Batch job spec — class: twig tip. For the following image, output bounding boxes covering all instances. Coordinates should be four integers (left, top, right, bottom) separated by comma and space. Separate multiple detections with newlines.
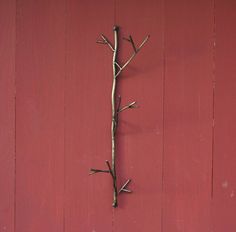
113, 25, 119, 31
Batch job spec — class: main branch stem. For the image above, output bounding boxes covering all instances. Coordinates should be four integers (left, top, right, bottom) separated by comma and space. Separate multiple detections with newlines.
91, 26, 149, 207
111, 26, 119, 207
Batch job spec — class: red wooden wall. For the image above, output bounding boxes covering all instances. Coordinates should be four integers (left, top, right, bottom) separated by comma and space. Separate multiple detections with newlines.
0, 0, 236, 231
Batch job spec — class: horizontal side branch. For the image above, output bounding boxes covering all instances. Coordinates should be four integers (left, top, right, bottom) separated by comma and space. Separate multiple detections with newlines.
89, 168, 110, 175
118, 101, 137, 113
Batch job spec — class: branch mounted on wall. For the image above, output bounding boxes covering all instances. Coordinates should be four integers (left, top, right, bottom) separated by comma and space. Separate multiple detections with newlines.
90, 26, 150, 208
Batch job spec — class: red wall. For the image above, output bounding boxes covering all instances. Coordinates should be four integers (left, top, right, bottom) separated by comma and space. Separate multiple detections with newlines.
0, 0, 236, 231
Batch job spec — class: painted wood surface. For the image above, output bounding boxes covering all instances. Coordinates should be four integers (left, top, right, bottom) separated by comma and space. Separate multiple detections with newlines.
114, 0, 164, 231
0, 1, 16, 232
0, 0, 236, 231
162, 0, 214, 231
15, 0, 66, 231
65, 0, 114, 231
213, 0, 236, 231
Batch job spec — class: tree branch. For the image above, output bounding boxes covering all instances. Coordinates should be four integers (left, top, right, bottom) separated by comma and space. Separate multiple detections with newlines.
118, 101, 137, 113
96, 34, 114, 51
89, 168, 110, 175
121, 35, 150, 70
123, 35, 137, 53
118, 179, 132, 194
115, 62, 122, 70
114, 35, 150, 78
105, 160, 114, 178
92, 26, 149, 208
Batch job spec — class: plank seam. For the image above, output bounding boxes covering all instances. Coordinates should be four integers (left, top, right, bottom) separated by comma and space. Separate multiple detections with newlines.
211, 0, 216, 200
14, 0, 18, 231
161, 0, 166, 230
63, 0, 68, 231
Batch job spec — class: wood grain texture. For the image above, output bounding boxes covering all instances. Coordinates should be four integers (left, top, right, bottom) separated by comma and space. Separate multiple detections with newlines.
162, 0, 214, 231
0, 1, 16, 231
114, 0, 164, 231
213, 0, 236, 231
65, 0, 114, 231
15, 0, 66, 231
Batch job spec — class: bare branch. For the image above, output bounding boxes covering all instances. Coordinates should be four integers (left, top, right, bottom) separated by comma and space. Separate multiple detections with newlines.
89, 168, 110, 175
96, 34, 114, 51
137, 35, 150, 51
118, 101, 137, 113
118, 179, 132, 194
129, 35, 137, 53
123, 35, 137, 53
91, 26, 149, 207
115, 62, 122, 70
121, 35, 150, 70
114, 35, 150, 79
105, 160, 114, 178
115, 69, 122, 78
123, 37, 131, 42
114, 62, 122, 78
96, 40, 106, 44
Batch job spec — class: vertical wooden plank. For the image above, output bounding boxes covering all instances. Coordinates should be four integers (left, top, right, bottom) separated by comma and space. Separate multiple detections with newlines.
15, 0, 65, 231
65, 0, 114, 231
0, 1, 16, 231
163, 0, 213, 231
114, 0, 164, 231
213, 0, 236, 231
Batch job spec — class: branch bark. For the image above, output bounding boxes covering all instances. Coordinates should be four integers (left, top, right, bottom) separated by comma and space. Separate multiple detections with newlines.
89, 169, 110, 175
97, 34, 114, 51
118, 101, 137, 113
111, 26, 119, 207
121, 35, 150, 71
118, 179, 132, 194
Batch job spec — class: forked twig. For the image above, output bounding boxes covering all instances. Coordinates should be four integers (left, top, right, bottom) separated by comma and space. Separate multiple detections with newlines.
121, 35, 150, 72
123, 35, 137, 53
119, 179, 132, 194
97, 34, 114, 51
